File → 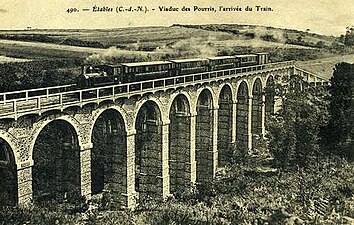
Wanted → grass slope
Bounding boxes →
[0,24,345,63]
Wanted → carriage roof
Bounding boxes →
[169,58,208,63]
[235,54,258,58]
[121,61,172,67]
[207,56,236,60]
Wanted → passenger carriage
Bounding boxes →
[169,58,209,76]
[77,53,270,88]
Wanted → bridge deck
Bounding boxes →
[0,61,300,119]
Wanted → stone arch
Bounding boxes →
[216,83,234,106]
[250,76,263,92]
[29,115,83,161]
[195,88,214,109]
[91,108,127,205]
[0,137,17,206]
[90,106,130,138]
[236,81,249,150]
[133,97,166,129]
[251,78,263,148]
[235,79,251,100]
[217,85,233,166]
[167,92,192,117]
[135,100,163,201]
[0,131,19,165]
[193,86,217,115]
[168,94,191,194]
[195,89,214,182]
[32,119,81,204]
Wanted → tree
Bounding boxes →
[324,62,354,159]
[344,26,354,46]
[267,75,329,168]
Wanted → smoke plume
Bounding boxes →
[156,36,218,59]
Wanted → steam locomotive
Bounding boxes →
[77,53,269,88]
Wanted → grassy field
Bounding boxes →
[0,26,231,63]
[0,26,233,51]
[0,39,156,61]
[0,24,344,63]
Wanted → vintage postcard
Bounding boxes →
[0,0,353,224]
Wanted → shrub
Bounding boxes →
[267,75,329,168]
[324,62,354,159]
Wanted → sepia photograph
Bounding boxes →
[0,0,353,224]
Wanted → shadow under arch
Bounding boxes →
[251,78,263,148]
[32,120,81,205]
[196,89,214,183]
[218,85,233,166]
[0,138,17,206]
[169,94,191,194]
[135,100,163,201]
[91,108,127,205]
[265,76,275,126]
[236,81,249,150]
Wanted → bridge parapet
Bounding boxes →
[0,84,75,102]
[0,61,294,120]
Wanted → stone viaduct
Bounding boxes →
[0,61,326,208]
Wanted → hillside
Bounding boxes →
[0,24,350,64]
[0,23,353,89]
[0,24,340,51]
[173,24,339,48]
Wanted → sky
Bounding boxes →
[0,0,353,36]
